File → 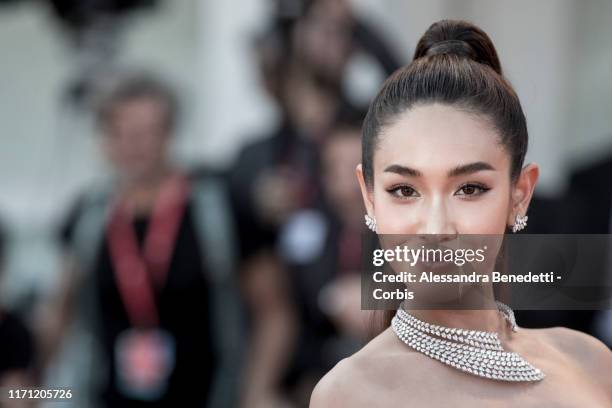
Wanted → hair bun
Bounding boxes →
[414,19,502,75]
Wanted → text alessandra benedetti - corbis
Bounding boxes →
[373,271,558,283]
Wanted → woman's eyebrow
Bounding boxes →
[448,161,496,177]
[383,161,495,177]
[383,164,421,177]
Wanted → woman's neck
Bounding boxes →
[403,282,514,340]
[405,306,514,342]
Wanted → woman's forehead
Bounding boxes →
[375,104,508,172]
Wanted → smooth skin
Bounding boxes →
[310,104,612,407]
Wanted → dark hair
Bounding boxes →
[96,72,179,133]
[363,20,529,336]
[362,19,528,188]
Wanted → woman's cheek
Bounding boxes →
[373,196,416,234]
[454,197,507,234]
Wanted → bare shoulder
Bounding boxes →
[532,326,612,390]
[309,356,359,408]
[310,327,419,407]
[539,326,611,364]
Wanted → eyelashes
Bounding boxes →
[456,183,491,197]
[386,183,491,200]
[387,185,419,199]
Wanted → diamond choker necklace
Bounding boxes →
[391,301,545,382]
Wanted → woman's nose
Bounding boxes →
[416,197,457,237]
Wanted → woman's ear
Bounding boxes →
[507,162,539,225]
[356,164,375,217]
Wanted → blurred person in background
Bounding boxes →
[227,2,402,405]
[230,24,342,246]
[228,21,349,406]
[512,152,612,345]
[230,0,401,245]
[315,112,373,345]
[0,220,35,398]
[566,154,612,347]
[276,111,372,406]
[290,0,401,97]
[37,73,249,407]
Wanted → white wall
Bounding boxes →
[564,0,612,167]
[194,0,277,168]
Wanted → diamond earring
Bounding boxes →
[512,213,528,233]
[364,214,377,233]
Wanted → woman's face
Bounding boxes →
[357,103,538,236]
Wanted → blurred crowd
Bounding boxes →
[0,0,610,407]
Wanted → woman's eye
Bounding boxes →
[455,183,490,197]
[388,185,419,199]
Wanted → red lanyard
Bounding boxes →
[107,174,189,328]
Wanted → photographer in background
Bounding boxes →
[39,73,245,407]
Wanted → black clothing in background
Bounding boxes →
[566,155,612,234]
[0,310,33,379]
[515,153,612,338]
[59,199,217,407]
[226,119,322,258]
[280,205,363,388]
[564,154,612,341]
